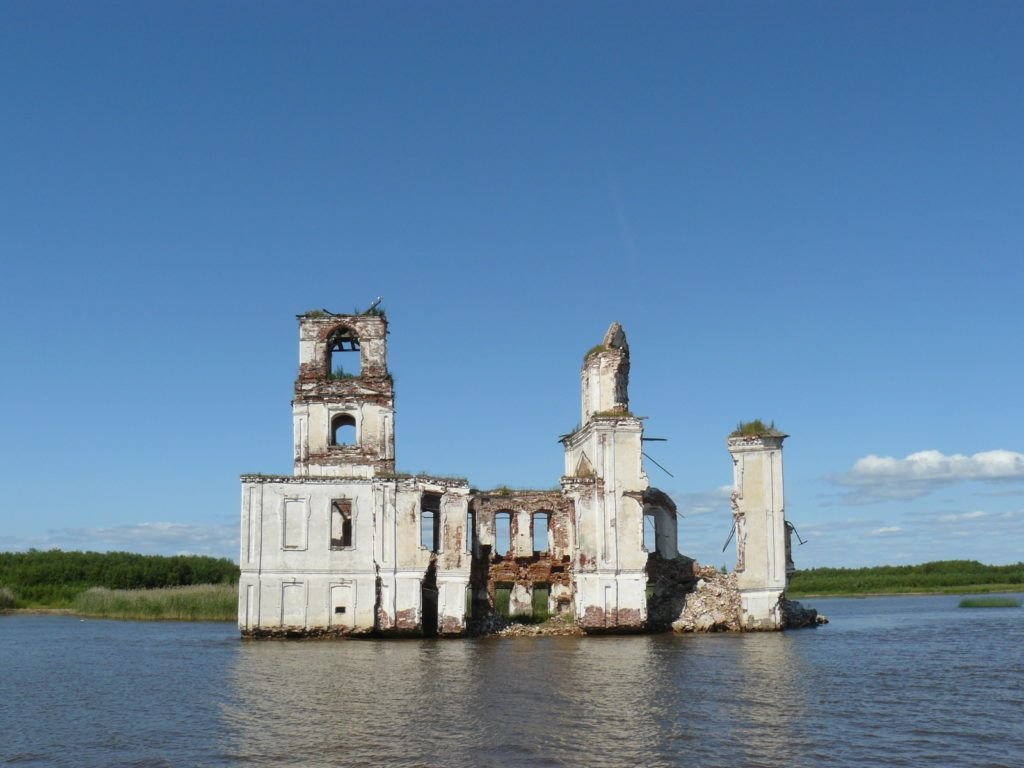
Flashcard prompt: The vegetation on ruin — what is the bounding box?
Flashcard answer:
[72,584,237,621]
[730,419,783,437]
[303,309,330,318]
[958,596,1021,608]
[0,550,239,608]
[592,409,634,418]
[584,343,608,360]
[327,366,358,380]
[788,560,1024,597]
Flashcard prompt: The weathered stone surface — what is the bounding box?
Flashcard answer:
[781,598,827,628]
[240,311,821,639]
[672,566,743,633]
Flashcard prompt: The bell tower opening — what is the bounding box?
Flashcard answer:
[327,327,361,378]
[331,413,357,446]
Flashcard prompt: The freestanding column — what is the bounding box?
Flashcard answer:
[727,427,789,630]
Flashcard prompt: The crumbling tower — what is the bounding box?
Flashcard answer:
[561,322,649,630]
[292,310,395,477]
[727,427,790,629]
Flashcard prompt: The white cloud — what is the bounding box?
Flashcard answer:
[868,525,903,536]
[831,449,1024,503]
[939,510,987,522]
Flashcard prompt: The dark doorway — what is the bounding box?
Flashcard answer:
[421,563,439,637]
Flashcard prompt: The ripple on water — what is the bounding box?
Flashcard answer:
[1,597,1022,767]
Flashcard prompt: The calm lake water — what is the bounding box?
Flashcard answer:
[2,595,1022,768]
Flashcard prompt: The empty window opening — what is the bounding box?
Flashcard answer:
[532,583,550,620]
[495,583,512,618]
[466,510,477,553]
[532,511,550,554]
[334,606,347,614]
[331,500,353,549]
[331,413,357,446]
[643,512,657,552]
[494,511,512,555]
[420,493,441,552]
[327,328,361,378]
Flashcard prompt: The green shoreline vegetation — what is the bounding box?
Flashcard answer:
[73,584,237,621]
[4,552,1023,621]
[789,560,1024,597]
[958,596,1022,608]
[0,550,239,620]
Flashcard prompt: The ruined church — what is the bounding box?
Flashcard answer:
[238,309,807,637]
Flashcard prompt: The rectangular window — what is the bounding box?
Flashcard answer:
[533,512,549,553]
[283,500,307,549]
[494,583,512,618]
[495,512,511,555]
[532,583,550,620]
[331,499,353,550]
[466,510,476,553]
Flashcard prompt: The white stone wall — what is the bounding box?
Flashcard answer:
[239,476,472,635]
[727,434,788,630]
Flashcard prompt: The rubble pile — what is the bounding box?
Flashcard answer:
[672,565,743,632]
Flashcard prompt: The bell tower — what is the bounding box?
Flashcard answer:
[291,309,396,478]
[561,322,649,630]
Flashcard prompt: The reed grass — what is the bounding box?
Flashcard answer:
[958,596,1021,609]
[72,584,236,621]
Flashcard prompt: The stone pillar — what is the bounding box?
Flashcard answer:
[727,429,788,630]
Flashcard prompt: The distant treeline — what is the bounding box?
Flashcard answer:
[789,560,1024,595]
[0,550,239,607]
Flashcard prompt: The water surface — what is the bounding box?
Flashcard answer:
[2,595,1021,767]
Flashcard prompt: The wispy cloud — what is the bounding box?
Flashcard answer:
[789,507,1024,568]
[830,449,1024,504]
[672,485,732,517]
[0,522,236,560]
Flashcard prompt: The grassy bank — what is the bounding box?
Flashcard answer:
[959,596,1022,608]
[0,550,238,607]
[789,560,1024,597]
[71,584,237,621]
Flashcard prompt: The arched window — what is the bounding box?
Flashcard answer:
[643,512,657,552]
[532,511,550,553]
[326,327,361,379]
[494,511,512,555]
[420,493,441,552]
[331,413,356,446]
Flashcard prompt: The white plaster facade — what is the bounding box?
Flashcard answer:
[239,310,797,637]
[727,432,792,630]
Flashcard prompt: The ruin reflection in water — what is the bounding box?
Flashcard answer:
[222,634,817,768]
[3,596,1022,768]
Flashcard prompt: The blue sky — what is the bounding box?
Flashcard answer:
[2,2,1022,568]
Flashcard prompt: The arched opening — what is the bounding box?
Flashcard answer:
[331,413,356,446]
[420,493,441,552]
[643,512,657,552]
[532,511,550,554]
[494,511,512,555]
[326,326,361,379]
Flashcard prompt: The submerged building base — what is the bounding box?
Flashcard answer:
[239,310,823,639]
